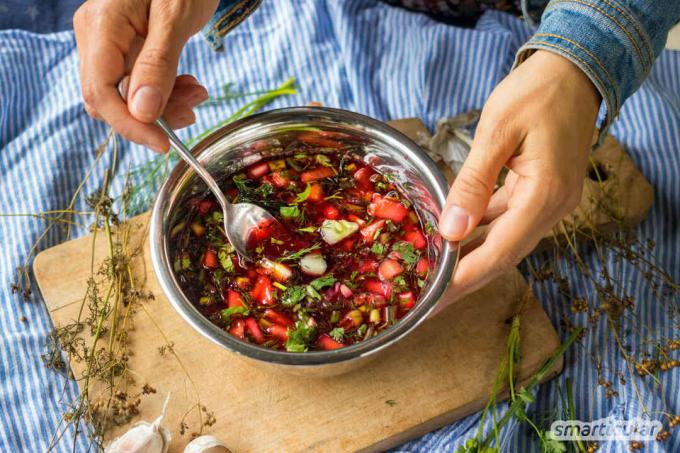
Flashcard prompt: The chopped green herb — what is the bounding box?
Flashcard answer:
[310,275,336,291]
[329,327,345,341]
[356,324,368,337]
[330,310,340,324]
[315,154,333,167]
[279,243,321,262]
[282,285,306,307]
[255,182,273,198]
[425,221,436,236]
[286,320,315,352]
[280,205,301,219]
[306,285,322,300]
[393,275,408,291]
[294,183,312,204]
[173,254,191,272]
[371,242,385,256]
[218,248,235,273]
[221,306,249,323]
[271,237,285,245]
[392,242,419,269]
[297,226,317,233]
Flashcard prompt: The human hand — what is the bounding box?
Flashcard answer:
[74,0,218,152]
[438,50,601,302]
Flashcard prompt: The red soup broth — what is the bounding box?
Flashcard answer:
[170,133,434,352]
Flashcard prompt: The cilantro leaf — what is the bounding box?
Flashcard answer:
[310,275,336,290]
[279,243,321,262]
[329,327,345,341]
[218,248,235,273]
[392,242,419,269]
[220,306,249,323]
[285,320,315,352]
[294,183,312,204]
[282,285,306,307]
[371,242,385,256]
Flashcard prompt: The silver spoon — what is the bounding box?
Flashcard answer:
[117,77,277,261]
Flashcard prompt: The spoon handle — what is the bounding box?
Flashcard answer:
[154,118,230,210]
[116,77,230,210]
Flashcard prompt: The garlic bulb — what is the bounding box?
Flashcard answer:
[184,435,232,453]
[106,394,172,453]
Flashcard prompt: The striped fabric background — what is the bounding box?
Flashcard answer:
[0,1,678,451]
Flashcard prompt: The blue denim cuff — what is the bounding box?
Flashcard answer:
[514,0,659,144]
[203,0,262,51]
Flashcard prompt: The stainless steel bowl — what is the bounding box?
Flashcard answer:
[150,107,456,375]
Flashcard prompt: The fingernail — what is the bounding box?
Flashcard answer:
[130,85,162,121]
[439,205,470,240]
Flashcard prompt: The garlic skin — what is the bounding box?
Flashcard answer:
[184,435,232,453]
[106,395,172,453]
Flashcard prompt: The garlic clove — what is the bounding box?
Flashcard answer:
[106,394,172,453]
[184,435,232,453]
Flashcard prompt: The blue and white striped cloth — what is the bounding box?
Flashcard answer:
[1,1,678,451]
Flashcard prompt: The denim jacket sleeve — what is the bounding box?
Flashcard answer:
[516,0,680,144]
[202,0,262,51]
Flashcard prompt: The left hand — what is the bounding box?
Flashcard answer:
[437,50,601,302]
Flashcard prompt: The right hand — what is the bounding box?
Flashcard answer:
[74,0,218,152]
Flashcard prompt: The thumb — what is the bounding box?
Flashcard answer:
[438,121,520,241]
[127,14,190,123]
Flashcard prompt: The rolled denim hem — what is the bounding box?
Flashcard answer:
[203,0,262,51]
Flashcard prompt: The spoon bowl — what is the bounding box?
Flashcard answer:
[117,77,276,261]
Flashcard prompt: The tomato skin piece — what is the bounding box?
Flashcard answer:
[398,292,416,310]
[404,229,427,249]
[202,250,219,269]
[228,319,246,339]
[227,289,245,308]
[268,324,289,342]
[244,317,265,343]
[358,259,379,274]
[318,334,344,350]
[251,275,275,305]
[198,200,214,215]
[364,278,392,298]
[353,166,375,191]
[297,132,344,148]
[301,167,335,183]
[246,162,270,179]
[378,259,403,281]
[270,171,290,189]
[367,196,408,222]
[306,183,325,203]
[321,203,340,220]
[416,257,429,276]
[360,220,386,245]
[263,309,294,327]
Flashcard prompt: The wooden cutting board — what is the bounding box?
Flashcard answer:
[32,119,651,452]
[34,213,560,452]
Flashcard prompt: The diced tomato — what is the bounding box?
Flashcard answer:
[251,275,274,305]
[416,257,429,276]
[300,166,334,183]
[307,183,324,203]
[404,229,427,249]
[297,132,344,148]
[263,309,294,327]
[321,203,340,220]
[367,195,408,222]
[270,171,290,189]
[347,214,366,226]
[246,162,270,179]
[354,292,387,308]
[202,250,219,269]
[267,324,289,342]
[198,200,214,215]
[318,334,344,350]
[378,259,403,281]
[244,317,265,343]
[398,292,416,310]
[365,278,392,298]
[228,319,245,339]
[360,220,386,245]
[227,289,245,308]
[358,259,379,274]
[353,166,375,191]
